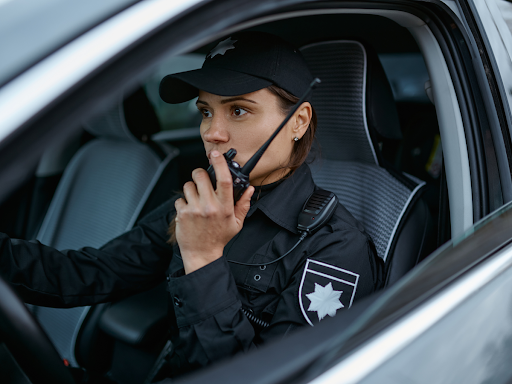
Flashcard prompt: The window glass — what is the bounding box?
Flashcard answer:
[379,53,430,103]
[497,0,512,35]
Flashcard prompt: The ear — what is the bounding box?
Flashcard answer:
[292,102,312,140]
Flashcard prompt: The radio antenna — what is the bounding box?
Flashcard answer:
[240,78,321,176]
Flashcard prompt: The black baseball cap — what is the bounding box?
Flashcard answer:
[159,32,314,104]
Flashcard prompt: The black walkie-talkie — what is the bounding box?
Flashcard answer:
[207,78,321,202]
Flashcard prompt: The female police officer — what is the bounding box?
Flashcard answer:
[0,32,382,377]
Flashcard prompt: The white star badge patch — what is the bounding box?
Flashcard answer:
[207,37,237,59]
[298,259,359,326]
[306,282,344,321]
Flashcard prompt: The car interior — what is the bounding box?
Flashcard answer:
[0,6,474,384]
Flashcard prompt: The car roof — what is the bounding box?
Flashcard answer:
[194,13,421,56]
[0,0,137,87]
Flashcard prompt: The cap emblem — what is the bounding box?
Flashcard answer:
[207,37,237,59]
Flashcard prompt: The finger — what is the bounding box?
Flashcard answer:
[234,186,254,223]
[174,197,187,212]
[191,168,215,199]
[210,150,234,204]
[182,181,199,205]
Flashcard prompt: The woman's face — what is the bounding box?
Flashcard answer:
[197,88,310,186]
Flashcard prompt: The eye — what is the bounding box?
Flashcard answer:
[200,108,212,118]
[232,107,248,117]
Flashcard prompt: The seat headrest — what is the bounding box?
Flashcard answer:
[301,40,402,165]
[83,87,161,142]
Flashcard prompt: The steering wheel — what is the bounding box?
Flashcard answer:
[0,275,75,384]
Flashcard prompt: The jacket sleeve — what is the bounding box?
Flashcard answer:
[0,201,174,308]
[166,225,381,376]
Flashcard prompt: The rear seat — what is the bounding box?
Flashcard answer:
[29,86,180,367]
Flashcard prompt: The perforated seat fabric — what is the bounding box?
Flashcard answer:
[303,42,378,164]
[310,160,424,261]
[301,41,429,272]
[31,91,178,367]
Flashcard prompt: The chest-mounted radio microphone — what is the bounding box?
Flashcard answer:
[228,188,338,267]
[207,78,321,202]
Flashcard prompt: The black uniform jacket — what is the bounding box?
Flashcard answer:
[0,163,383,375]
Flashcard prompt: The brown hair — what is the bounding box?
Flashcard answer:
[266,84,317,174]
[167,85,317,244]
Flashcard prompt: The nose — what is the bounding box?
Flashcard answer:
[202,114,229,143]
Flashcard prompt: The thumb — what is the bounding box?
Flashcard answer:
[234,186,254,224]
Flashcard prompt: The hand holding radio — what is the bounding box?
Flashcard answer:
[174,150,254,274]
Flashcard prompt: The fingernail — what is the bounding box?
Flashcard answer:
[212,150,220,158]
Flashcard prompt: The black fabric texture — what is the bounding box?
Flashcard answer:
[0,164,382,377]
[161,68,272,103]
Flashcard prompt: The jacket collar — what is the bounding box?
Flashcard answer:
[247,163,315,234]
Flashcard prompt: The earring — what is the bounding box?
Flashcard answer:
[294,137,299,142]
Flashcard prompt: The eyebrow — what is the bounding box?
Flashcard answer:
[196,97,258,106]
[220,96,258,105]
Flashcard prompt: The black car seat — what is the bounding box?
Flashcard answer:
[29,87,179,367]
[301,40,433,286]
